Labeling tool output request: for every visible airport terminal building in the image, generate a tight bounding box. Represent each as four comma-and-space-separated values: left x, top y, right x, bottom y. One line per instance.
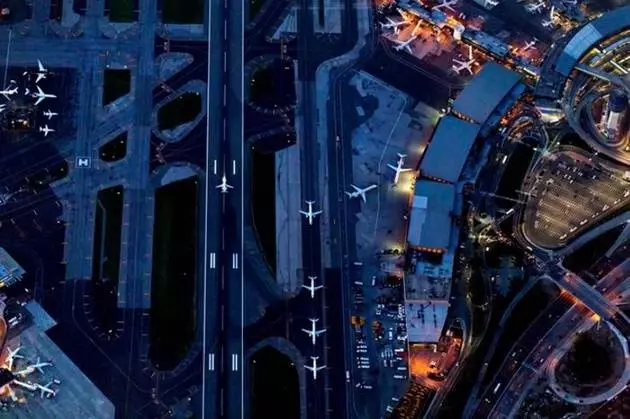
404, 63, 524, 344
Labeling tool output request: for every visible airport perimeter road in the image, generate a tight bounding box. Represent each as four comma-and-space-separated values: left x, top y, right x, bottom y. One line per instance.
202, 0, 245, 418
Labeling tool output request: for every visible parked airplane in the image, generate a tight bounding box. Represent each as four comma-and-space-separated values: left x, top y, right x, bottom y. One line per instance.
392, 20, 422, 53
0, 105, 5, 114
302, 275, 323, 298
541, 18, 553, 28
0, 85, 18, 100
32, 86, 56, 106
522, 39, 537, 52
379, 17, 409, 34
216, 174, 233, 193
305, 356, 326, 380
387, 153, 412, 185
300, 200, 322, 225
452, 45, 477, 75
43, 109, 58, 120
345, 184, 377, 203
36, 381, 57, 398
35, 60, 49, 84
14, 357, 52, 376
39, 125, 55, 137
301, 318, 326, 345
4, 346, 23, 370
432, 0, 458, 12
525, 0, 545, 13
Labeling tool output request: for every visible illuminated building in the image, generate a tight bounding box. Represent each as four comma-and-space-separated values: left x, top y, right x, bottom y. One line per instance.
0, 248, 24, 288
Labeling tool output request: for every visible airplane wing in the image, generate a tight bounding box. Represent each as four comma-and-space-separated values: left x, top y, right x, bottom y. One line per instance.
301, 328, 313, 335
317, 366, 325, 371
387, 164, 398, 171
351, 185, 361, 192
35, 96, 44, 106
316, 330, 326, 336
299, 210, 308, 216
304, 365, 314, 372
37, 85, 45, 95
37, 59, 45, 72
400, 168, 412, 172
313, 210, 322, 216
35, 74, 45, 83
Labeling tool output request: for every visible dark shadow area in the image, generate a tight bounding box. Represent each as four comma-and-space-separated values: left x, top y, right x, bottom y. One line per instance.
495, 141, 535, 209
90, 186, 124, 337
250, 148, 276, 274
0, 0, 29, 24
157, 92, 202, 132
149, 177, 198, 370
106, 0, 135, 22
26, 160, 68, 192
250, 346, 299, 419
161, 0, 203, 23
248, 0, 263, 23
103, 69, 131, 106
480, 280, 559, 389
562, 224, 624, 275
249, 59, 296, 109
99, 132, 127, 162
49, 0, 62, 20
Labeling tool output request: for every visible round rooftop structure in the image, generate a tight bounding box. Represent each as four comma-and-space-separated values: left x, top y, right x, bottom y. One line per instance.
547, 5, 630, 164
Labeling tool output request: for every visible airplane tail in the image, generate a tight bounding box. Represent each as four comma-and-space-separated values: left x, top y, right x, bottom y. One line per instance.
397, 153, 407, 158
306, 200, 315, 204
311, 356, 319, 360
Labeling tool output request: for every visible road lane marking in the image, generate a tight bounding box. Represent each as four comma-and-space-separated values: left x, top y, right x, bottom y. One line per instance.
222, 228, 225, 250
223, 85, 226, 105
209, 353, 215, 370
213, 159, 217, 174
210, 252, 216, 269
232, 353, 238, 371
220, 388, 224, 416
232, 253, 238, 269
232, 159, 236, 175
221, 305, 225, 331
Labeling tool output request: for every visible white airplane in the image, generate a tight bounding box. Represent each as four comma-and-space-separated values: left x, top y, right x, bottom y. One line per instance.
0, 85, 18, 100
35, 59, 49, 84
392, 21, 422, 53
432, 0, 458, 12
36, 381, 57, 398
301, 318, 326, 345
32, 85, 57, 106
43, 109, 58, 120
4, 346, 23, 370
305, 356, 326, 380
39, 125, 55, 137
0, 104, 5, 114
300, 200, 322, 225
541, 18, 553, 28
387, 153, 412, 185
216, 174, 233, 193
522, 39, 537, 52
302, 275, 323, 298
379, 17, 409, 34
452, 45, 477, 75
345, 184, 377, 203
525, 0, 545, 13
14, 357, 52, 376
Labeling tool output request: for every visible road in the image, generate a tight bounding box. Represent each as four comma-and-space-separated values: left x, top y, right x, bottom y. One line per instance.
202, 0, 244, 418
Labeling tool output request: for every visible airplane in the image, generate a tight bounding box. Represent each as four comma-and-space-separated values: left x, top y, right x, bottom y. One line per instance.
0, 105, 5, 114
379, 17, 409, 34
525, 0, 545, 13
35, 59, 49, 84
216, 174, 233, 193
304, 356, 326, 380
0, 85, 17, 100
452, 45, 477, 75
387, 153, 413, 185
39, 125, 55, 137
541, 18, 553, 28
32, 85, 57, 106
522, 39, 537, 52
432, 0, 458, 12
43, 109, 58, 120
299, 200, 322, 225
302, 275, 323, 298
14, 357, 52, 376
392, 21, 422, 53
345, 184, 378, 203
36, 381, 57, 398
4, 346, 23, 370
301, 318, 326, 345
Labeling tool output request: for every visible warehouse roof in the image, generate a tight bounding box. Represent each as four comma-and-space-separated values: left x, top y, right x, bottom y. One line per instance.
419, 115, 480, 183
452, 63, 522, 124
407, 180, 456, 250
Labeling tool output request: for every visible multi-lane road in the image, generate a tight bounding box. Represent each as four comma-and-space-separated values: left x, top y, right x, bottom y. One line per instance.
202, 0, 245, 418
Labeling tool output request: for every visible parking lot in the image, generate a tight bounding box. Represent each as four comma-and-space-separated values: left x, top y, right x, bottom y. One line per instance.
522, 148, 630, 249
